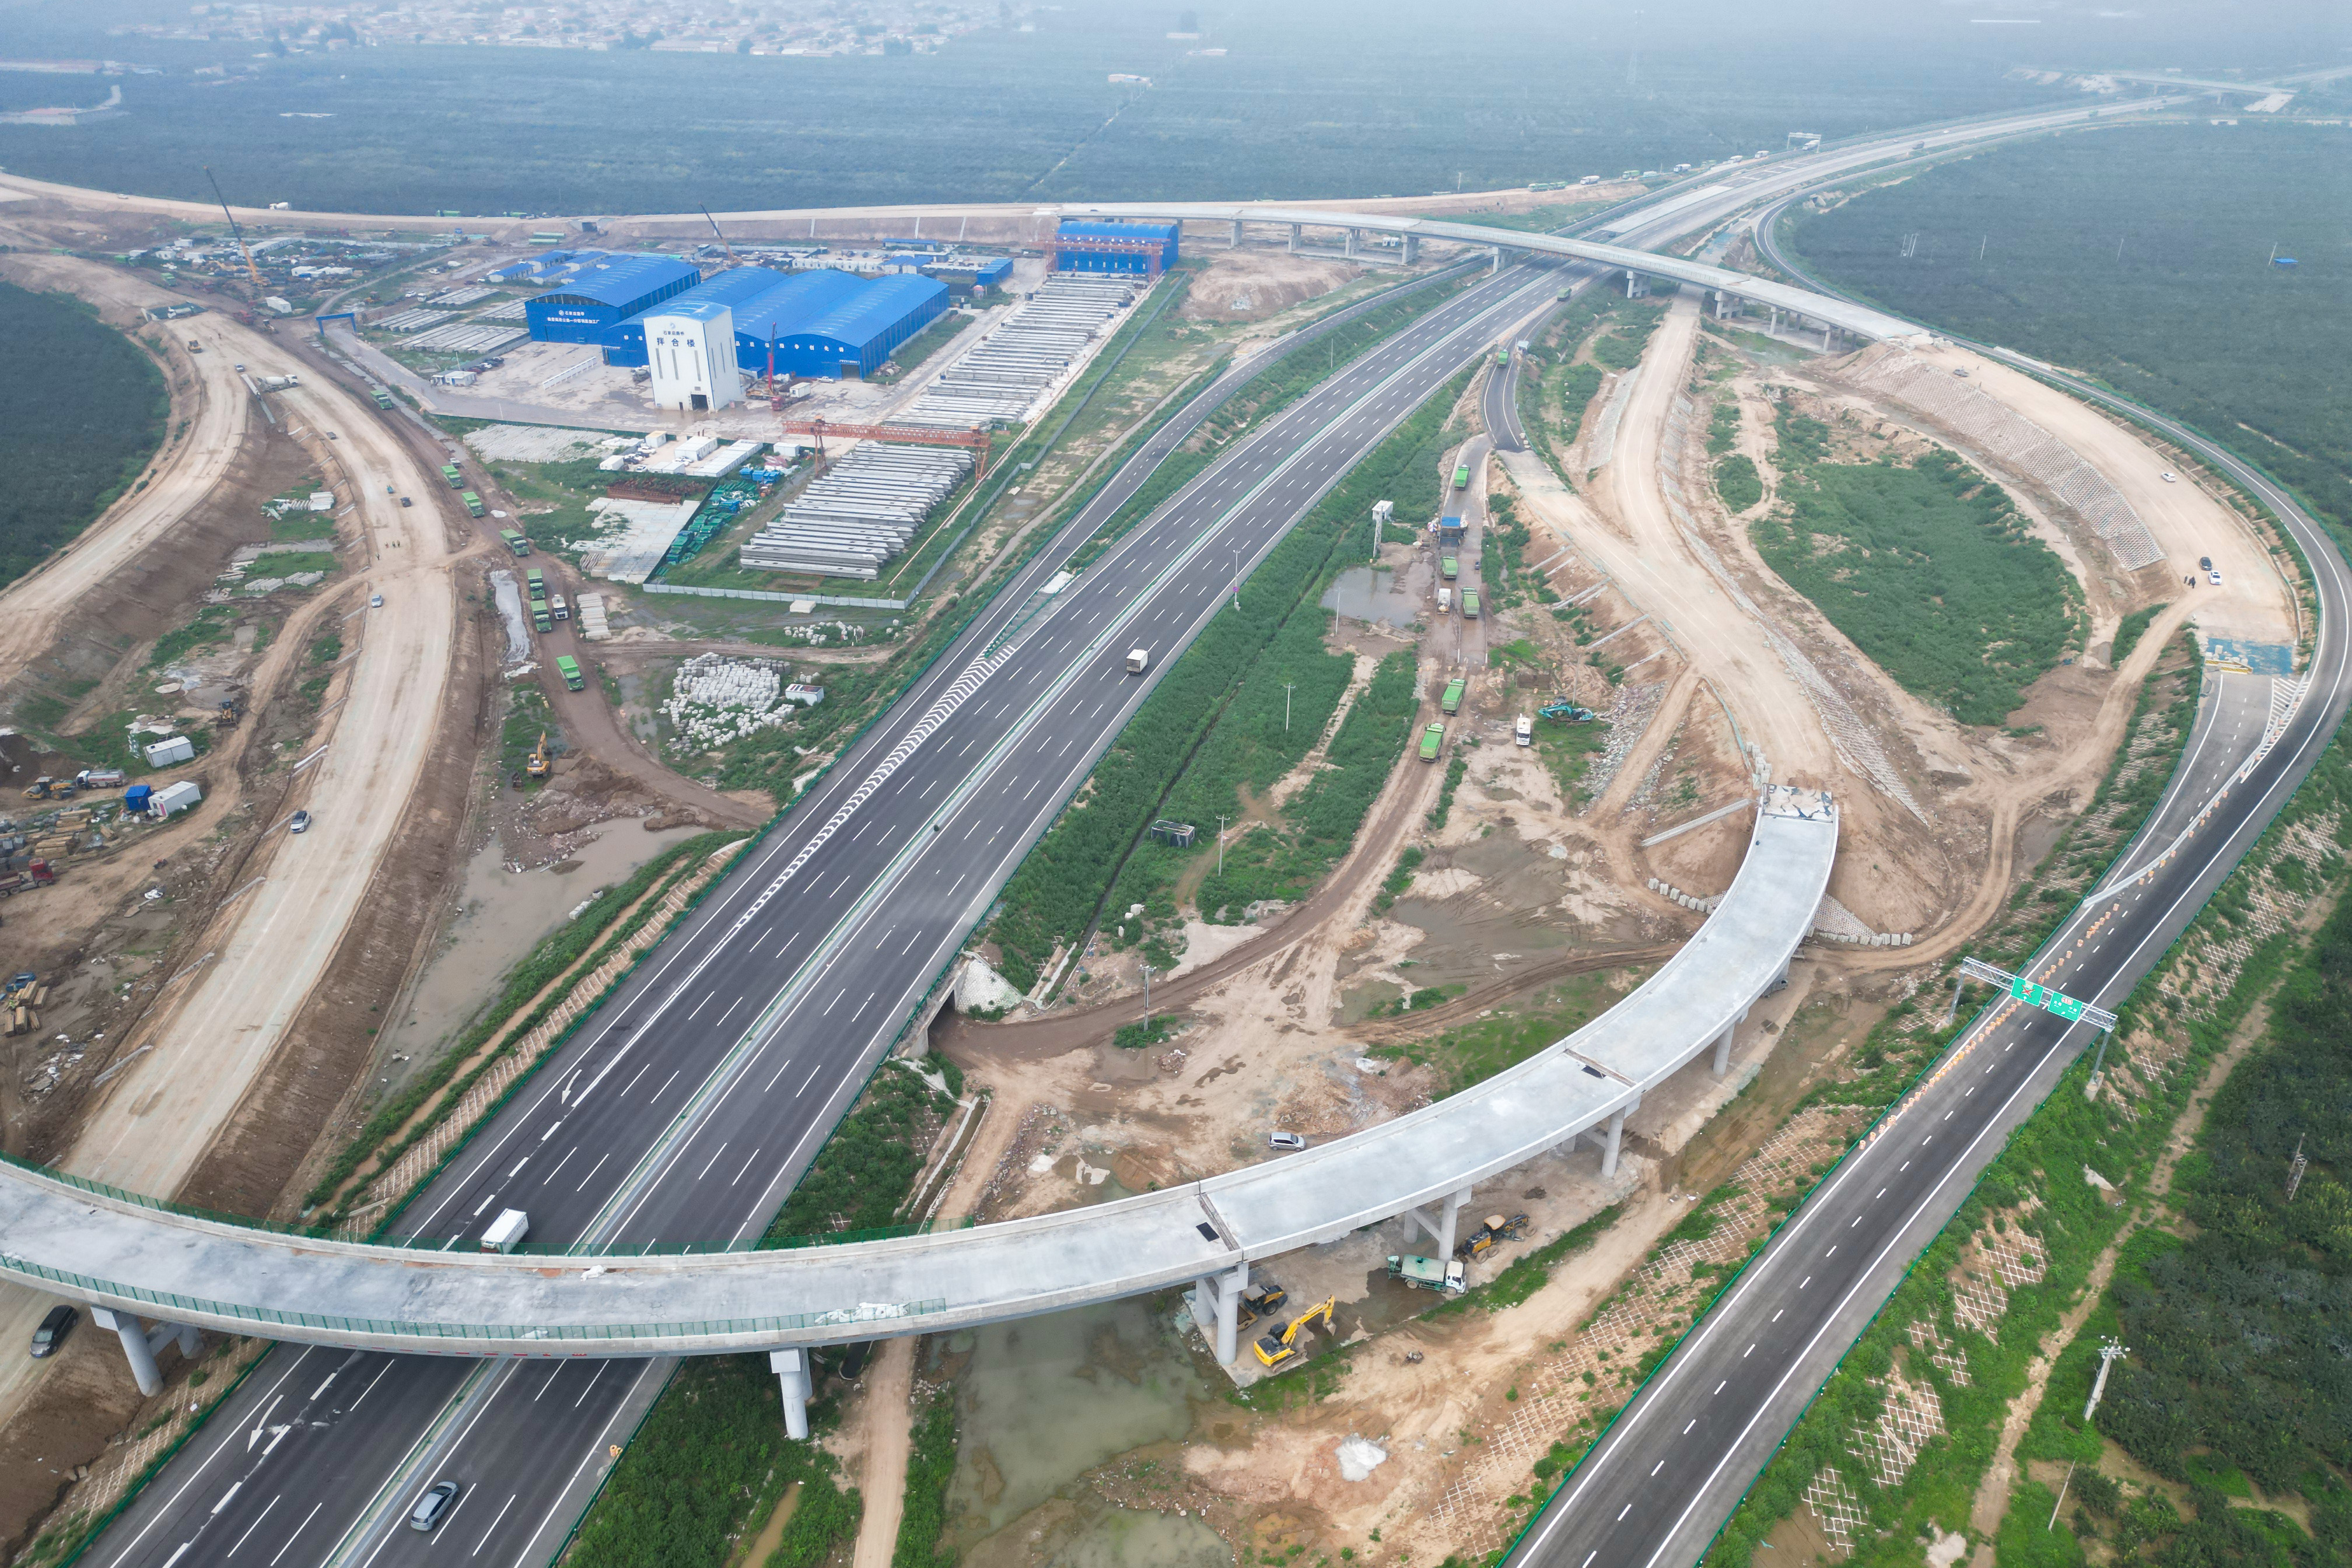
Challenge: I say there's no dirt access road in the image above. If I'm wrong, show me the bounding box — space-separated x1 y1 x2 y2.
0 268 461 1428
0 257 253 690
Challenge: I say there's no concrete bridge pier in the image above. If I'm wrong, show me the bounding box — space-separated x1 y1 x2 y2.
90 1309 198 1396
1489 246 1504 275
1600 1103 1633 1178
1406 1185 1476 1260
1230 217 1245 247
1195 1262 1252 1364
1768 306 1781 334
1402 235 1420 265
1711 1021 1736 1076
1287 222 1303 254
771 1347 813 1440
1345 228 1361 259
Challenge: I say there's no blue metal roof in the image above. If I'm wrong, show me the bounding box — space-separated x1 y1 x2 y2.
649 299 735 324
797 274 949 352
536 252 699 308
1056 219 1177 242
731 270 869 345
668 265 793 310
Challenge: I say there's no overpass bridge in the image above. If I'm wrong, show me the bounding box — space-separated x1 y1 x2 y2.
0 789 1835 1430
1059 202 1924 344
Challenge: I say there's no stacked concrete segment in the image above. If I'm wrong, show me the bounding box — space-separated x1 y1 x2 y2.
902 276 1138 428
740 443 974 578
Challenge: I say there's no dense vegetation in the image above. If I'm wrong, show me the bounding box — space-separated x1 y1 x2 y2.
0 282 167 592
986 369 1466 990
891 1390 958 1568
1714 453 1762 512
1788 123 2352 537
1752 412 2081 725
764 1063 956 1238
2099 893 2352 1499
0 8 2075 213
568 1356 858 1568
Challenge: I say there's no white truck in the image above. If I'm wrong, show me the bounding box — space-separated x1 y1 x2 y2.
481 1208 530 1253
1515 713 1533 747
1387 1254 1466 1293
1436 586 1452 614
1126 646 1151 675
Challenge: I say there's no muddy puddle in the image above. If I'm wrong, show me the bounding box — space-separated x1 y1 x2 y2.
379 822 703 1094
1320 566 1420 630
933 1298 1230 1568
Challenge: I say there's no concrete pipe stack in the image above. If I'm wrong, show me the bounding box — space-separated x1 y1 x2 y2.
660 654 794 747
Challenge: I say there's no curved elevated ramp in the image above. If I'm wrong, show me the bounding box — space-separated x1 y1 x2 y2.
0 790 1835 1359
1060 202 1923 343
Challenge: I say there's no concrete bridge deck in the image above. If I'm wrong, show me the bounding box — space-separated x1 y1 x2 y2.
0 788 1833 1361
1060 202 1924 342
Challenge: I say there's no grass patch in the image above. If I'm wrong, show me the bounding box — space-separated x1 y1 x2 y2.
891 1389 957 1568
251 550 339 578
146 606 240 670
1371 845 1424 916
1371 970 1654 1097
1752 412 2083 725
1426 752 1469 830
867 309 975 386
1714 453 1762 512
2109 601 2166 663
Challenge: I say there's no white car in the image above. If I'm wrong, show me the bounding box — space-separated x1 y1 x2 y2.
370 594 384 608
2161 471 2178 483
2208 569 2223 586
1268 1130 1307 1152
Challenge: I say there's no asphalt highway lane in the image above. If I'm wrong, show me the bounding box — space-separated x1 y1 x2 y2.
94 261 1564 1568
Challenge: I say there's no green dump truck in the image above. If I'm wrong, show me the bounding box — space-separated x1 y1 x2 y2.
460 490 485 518
440 463 463 489
1452 461 1471 489
1440 555 1458 581
1418 721 1445 762
1441 678 1466 715
556 656 584 691
1462 590 1481 620
498 528 532 556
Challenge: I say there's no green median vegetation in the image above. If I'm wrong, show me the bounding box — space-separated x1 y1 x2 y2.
564 1354 859 1568
1752 411 2084 726
986 368 1471 991
891 1390 958 1568
764 1063 956 1238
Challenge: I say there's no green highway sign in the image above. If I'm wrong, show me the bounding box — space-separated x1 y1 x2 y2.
2011 978 2088 1020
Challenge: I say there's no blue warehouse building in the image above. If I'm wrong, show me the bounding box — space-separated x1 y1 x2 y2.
1052 219 1179 275
524 253 702 344
594 267 949 381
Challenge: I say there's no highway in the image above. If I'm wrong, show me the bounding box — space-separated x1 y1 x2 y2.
81 89 2239 1568
89 253 1569 1568
1502 176 2352 1568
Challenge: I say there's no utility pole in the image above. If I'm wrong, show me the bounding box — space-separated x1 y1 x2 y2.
2082 1339 2129 1423
1978 234 1988 262
2287 1132 2309 1202
1216 814 1230 876
1140 963 1154 1030
1282 682 1295 731
2115 235 2126 264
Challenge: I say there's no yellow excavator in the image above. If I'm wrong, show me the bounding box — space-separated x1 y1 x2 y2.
1253 1294 1336 1368
526 731 551 780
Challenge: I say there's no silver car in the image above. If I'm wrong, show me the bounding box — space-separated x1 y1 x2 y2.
410 1480 461 1532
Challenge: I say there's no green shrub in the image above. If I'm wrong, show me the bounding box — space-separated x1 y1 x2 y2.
1714 453 1763 512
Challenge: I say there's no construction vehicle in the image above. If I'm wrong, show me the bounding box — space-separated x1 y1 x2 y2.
202 165 268 296
372 389 395 410
74 768 126 789
524 568 547 598
1515 713 1534 746
1419 722 1445 762
441 463 464 489
0 864 55 898
1539 699 1595 723
21 777 55 801
498 528 533 557
550 593 570 622
460 490 486 519
215 698 241 730
1454 1213 1531 1260
1452 461 1471 489
1461 590 1482 620
1441 678 1466 715
1254 1295 1336 1369
187 338 204 352
526 732 551 780
1230 1280 1289 1334
1387 1254 1467 1293
1440 555 1459 582
556 656 584 692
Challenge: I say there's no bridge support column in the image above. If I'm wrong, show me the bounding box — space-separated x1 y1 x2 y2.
90 1308 166 1396
1712 1021 1735 1075
1407 1186 1475 1260
1768 306 1780 334
1209 1262 1250 1364
1345 228 1360 259
1489 247 1503 275
770 1348 813 1440
1402 235 1419 265
1600 1108 1628 1179
1230 218 1244 247
1287 223 1302 254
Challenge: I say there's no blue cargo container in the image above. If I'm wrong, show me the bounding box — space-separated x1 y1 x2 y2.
124 785 152 813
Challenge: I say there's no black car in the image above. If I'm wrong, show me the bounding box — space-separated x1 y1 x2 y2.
410 1480 462 1532
29 1305 76 1359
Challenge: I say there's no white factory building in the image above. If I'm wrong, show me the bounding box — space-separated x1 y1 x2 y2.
645 299 741 412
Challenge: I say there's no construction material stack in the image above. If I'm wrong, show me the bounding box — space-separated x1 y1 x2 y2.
737 443 972 579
